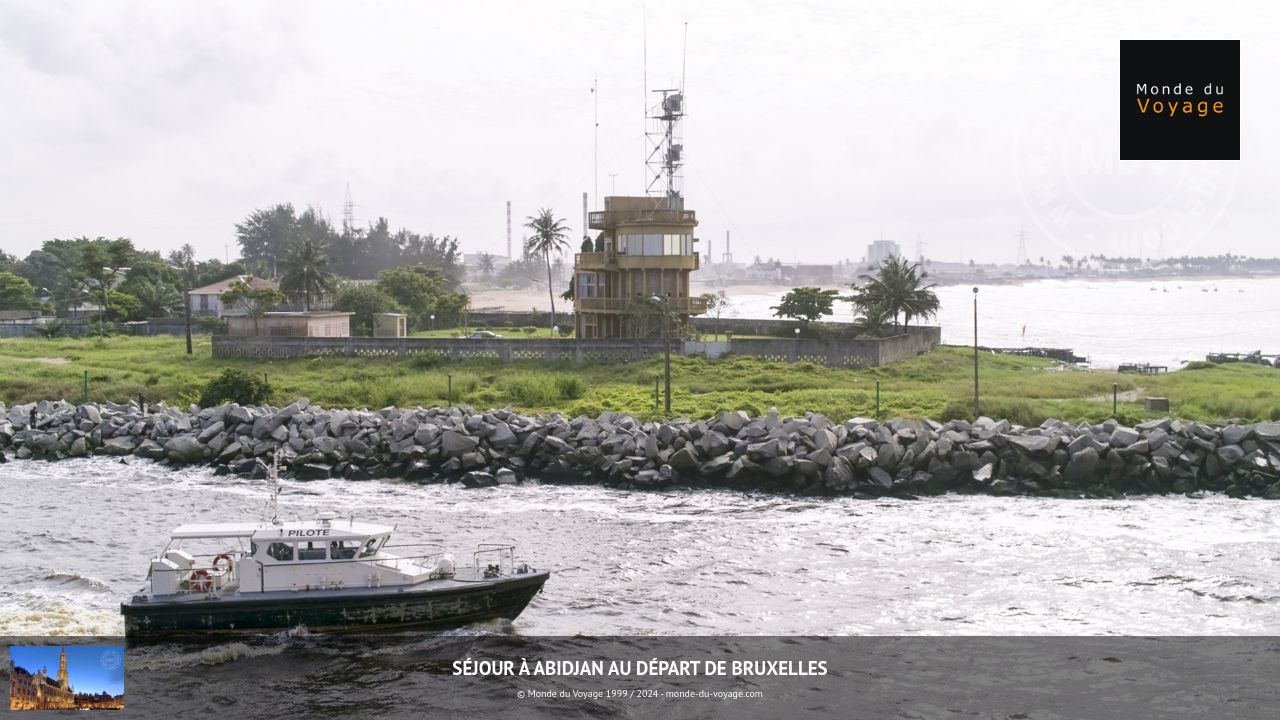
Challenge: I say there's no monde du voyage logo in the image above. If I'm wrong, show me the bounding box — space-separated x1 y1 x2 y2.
1120 40 1239 160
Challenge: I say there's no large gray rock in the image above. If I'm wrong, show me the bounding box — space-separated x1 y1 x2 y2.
441 430 479 457
163 435 205 463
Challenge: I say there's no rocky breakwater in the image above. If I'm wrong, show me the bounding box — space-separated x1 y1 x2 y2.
3 399 1280 499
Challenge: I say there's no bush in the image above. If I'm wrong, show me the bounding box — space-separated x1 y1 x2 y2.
199 368 272 407
31 320 66 339
194 316 228 334
522 326 538 335
85 320 119 338
1183 361 1217 370
555 375 587 400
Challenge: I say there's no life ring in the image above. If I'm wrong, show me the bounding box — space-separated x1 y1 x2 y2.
189 569 213 593
213 554 234 572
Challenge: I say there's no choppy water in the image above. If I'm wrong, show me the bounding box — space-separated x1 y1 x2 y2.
3 458 1280 638
728 276 1280 368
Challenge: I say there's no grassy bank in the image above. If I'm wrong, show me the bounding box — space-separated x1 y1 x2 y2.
0 336 1277 425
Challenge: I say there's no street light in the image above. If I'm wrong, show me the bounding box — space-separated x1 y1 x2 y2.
652 295 671 415
794 326 800 361
430 314 435 332
972 286 980 419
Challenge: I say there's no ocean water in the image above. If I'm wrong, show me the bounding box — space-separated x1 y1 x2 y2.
4 458 1280 638
725 276 1280 368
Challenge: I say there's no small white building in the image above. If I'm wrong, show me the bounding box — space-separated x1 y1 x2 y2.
227 311 353 338
189 275 278 317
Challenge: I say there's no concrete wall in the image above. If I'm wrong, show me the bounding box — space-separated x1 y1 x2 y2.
212 327 941 367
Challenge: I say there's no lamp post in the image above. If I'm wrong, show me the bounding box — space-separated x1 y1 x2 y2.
430 314 435 332
794 326 800 361
972 286 980 419
652 295 671 415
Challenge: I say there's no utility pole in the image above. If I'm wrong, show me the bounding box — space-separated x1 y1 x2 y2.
506 201 512 260
184 289 193 355
972 287 980 418
653 295 672 415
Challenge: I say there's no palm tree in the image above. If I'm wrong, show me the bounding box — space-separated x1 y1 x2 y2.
279 236 335 310
167 244 196 268
847 256 939 332
478 252 496 278
132 280 182 318
523 208 571 331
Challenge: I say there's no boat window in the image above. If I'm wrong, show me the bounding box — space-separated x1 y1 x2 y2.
298 541 326 562
330 540 361 560
266 542 294 562
359 537 383 558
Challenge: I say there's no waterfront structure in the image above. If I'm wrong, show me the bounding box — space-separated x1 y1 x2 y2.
573 195 706 338
226 311 353 338
8 648 75 710
188 275 278 317
866 239 901 268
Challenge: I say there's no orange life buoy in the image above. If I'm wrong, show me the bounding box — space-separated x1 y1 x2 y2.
213 554 234 572
189 568 213 593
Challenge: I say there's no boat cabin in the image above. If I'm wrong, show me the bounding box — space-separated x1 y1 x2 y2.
147 511 445 597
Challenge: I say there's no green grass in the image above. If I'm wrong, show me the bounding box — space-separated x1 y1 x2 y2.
0 336 1277 425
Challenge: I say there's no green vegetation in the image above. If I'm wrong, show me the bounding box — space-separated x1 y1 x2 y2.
771 286 839 325
1 337 1277 425
200 368 273 407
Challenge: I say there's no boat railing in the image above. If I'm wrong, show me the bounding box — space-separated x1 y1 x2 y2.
473 544 518 577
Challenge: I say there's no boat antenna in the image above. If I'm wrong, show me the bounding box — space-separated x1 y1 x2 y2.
270 449 283 526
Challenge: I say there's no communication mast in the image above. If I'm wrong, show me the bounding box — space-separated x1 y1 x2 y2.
1016 225 1029 266
342 184 357 234
646 88 685 201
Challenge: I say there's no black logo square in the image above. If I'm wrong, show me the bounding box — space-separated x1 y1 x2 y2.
1120 40 1239 160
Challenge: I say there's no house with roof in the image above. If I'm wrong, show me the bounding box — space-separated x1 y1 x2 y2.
188 275 278 317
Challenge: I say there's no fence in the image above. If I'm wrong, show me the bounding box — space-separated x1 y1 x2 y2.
212 326 941 367
213 336 674 363
0 320 195 338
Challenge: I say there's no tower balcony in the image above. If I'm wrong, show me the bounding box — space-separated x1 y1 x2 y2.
575 295 709 315
574 253 700 271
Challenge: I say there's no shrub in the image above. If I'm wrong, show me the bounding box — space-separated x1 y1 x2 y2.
1183 361 1216 370
85 320 119 337
199 368 272 407
555 375 587 400
195 316 228 334
522 326 538 335
31 320 66 339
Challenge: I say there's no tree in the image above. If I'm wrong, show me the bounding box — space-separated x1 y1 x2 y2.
0 250 15 273
523 208 571 332
0 271 38 310
845 256 939 332
235 204 297 277
374 265 467 329
700 290 733 340
221 279 284 335
771 287 838 325
167 244 196 268
130 280 182 318
477 252 496 278
279 236 335 310
78 238 135 336
333 283 403 336
104 290 142 322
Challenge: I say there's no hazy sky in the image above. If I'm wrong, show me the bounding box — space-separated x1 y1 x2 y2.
2 1 1276 265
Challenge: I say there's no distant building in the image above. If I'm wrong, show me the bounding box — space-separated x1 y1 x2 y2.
782 264 835 285
744 259 783 282
227 311 352 338
463 253 511 279
188 275 278 317
373 312 408 338
571 195 707 338
865 239 901 268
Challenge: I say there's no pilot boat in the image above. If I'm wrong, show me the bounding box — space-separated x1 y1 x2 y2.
121 461 548 639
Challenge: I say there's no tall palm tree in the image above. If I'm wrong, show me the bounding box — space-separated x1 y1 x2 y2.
132 280 182 318
523 208 571 331
478 252 496 278
847 256 939 331
279 236 335 310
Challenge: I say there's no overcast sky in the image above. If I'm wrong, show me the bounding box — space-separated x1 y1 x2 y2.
2 1 1276 265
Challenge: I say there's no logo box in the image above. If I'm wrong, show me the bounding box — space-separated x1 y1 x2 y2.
1120 40 1239 160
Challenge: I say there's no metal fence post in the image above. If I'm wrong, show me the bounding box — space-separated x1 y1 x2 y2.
1113 383 1118 416
875 380 880 419
82 370 88 404
448 374 453 406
